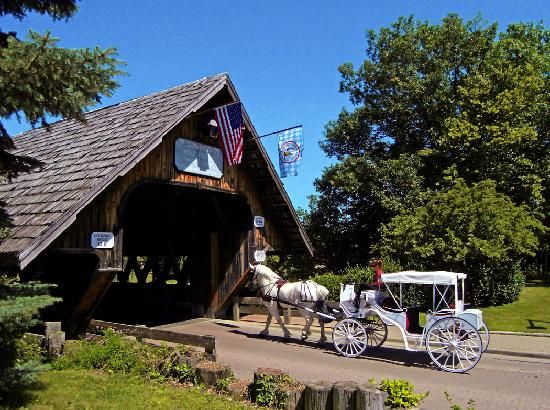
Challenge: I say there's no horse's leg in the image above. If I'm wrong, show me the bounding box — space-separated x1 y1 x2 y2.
272 306 292 339
318 319 327 344
259 311 272 337
301 312 314 341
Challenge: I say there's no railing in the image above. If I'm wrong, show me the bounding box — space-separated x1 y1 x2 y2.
89 319 216 360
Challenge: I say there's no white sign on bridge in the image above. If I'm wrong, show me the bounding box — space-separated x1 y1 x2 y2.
174 138 224 179
91 232 115 249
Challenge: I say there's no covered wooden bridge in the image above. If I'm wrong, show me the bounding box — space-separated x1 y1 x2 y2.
0 74 312 335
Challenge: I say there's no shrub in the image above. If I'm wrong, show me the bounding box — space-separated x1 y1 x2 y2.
52 329 201 384
252 372 301 410
380 378 428 408
309 272 342 301
0 278 58 405
378 180 545 306
15 334 44 364
215 376 235 394
311 260 402 301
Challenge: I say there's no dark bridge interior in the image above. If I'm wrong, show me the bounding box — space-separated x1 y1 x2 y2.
94 182 253 326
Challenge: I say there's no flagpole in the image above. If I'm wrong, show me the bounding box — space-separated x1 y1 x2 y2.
247 125 303 142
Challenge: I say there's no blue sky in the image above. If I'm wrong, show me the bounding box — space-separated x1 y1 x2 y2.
3 0 548 209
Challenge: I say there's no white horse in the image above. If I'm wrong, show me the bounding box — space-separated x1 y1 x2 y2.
248 264 330 344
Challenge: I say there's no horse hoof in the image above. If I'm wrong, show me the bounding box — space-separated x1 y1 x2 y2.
259 331 268 337
301 335 309 341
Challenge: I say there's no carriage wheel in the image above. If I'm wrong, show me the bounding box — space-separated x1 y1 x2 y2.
332 319 368 358
426 317 482 373
479 321 490 353
363 315 388 349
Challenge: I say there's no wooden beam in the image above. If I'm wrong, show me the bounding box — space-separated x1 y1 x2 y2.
65 268 116 337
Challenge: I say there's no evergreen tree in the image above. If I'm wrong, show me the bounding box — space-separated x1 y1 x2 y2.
0 0 122 403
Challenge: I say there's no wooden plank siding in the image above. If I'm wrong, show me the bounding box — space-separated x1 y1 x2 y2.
50 114 285 316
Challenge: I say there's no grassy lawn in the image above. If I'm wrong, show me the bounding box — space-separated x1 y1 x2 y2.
481 283 550 333
23 369 251 409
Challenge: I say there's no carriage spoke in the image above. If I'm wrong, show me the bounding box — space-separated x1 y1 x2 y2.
427 317 482 373
333 319 368 357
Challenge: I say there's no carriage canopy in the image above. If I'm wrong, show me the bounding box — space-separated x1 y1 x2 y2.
381 271 467 286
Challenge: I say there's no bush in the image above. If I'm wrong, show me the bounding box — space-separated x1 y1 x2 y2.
380 378 428 408
0 278 58 405
52 329 202 383
311 260 402 301
252 373 301 410
378 180 545 306
15 334 44 364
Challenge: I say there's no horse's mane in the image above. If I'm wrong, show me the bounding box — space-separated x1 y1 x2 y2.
256 264 282 280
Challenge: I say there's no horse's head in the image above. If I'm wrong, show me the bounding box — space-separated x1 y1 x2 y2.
246 263 260 290
246 263 279 290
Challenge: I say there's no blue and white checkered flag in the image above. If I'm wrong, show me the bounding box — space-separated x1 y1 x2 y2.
278 126 303 178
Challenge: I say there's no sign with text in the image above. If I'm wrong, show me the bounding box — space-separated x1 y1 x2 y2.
91 232 115 249
174 138 223 179
254 216 265 228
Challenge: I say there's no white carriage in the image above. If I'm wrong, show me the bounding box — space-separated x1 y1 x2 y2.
332 271 489 373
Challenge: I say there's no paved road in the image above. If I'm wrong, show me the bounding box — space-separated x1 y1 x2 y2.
160 319 550 410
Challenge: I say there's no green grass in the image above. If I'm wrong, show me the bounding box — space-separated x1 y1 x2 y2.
481 284 550 333
24 369 251 409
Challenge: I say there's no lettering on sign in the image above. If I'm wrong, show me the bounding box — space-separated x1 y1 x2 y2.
254 216 265 228
174 138 223 179
91 232 115 249
254 250 266 263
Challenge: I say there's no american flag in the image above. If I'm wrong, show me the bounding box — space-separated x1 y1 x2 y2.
214 102 244 166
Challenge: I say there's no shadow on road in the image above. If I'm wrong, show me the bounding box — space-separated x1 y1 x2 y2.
229 327 436 371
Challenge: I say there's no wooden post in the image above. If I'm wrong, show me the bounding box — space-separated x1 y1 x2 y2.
305 381 333 410
45 321 64 359
355 384 387 410
232 297 241 321
65 267 117 337
284 306 292 325
333 381 357 410
282 385 305 410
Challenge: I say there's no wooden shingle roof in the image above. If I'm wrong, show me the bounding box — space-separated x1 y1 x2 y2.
0 73 312 269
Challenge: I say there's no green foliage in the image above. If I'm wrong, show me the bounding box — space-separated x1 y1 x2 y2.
378 180 544 305
308 155 424 271
379 378 428 409
215 375 235 394
0 277 58 404
266 254 313 281
444 391 476 410
0 2 122 403
310 261 401 301
308 13 549 280
15 334 44 364
52 329 202 385
0 0 77 20
253 373 298 410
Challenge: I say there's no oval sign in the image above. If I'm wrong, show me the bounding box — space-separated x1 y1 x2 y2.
254 250 266 262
